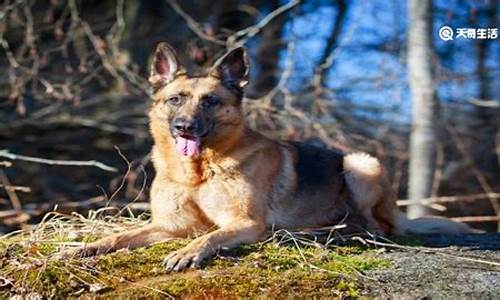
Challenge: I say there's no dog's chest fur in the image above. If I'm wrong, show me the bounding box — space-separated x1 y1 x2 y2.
154 139 355 231
195 160 258 227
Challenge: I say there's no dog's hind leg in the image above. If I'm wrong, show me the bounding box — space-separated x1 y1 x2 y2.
342 152 480 235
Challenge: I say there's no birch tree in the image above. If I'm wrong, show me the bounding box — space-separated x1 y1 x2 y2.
407 0 439 218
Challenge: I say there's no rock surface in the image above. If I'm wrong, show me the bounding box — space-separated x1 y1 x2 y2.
1 231 499 298
363 234 500 298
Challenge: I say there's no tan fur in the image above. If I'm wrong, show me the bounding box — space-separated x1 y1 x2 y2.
59 44 478 270
343 153 396 234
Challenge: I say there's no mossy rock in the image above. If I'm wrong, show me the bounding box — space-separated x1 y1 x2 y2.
0 231 390 299
0 214 392 298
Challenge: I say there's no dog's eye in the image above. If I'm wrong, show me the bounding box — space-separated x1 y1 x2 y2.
201 95 220 108
167 95 182 106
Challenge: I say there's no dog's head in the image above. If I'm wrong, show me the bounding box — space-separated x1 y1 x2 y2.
148 42 248 158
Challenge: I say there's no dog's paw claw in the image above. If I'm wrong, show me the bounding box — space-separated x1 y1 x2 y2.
163 248 204 272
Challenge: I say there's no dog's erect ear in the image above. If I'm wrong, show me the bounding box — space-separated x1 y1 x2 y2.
212 47 249 88
149 42 184 87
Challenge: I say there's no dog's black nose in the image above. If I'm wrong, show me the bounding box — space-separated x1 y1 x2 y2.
172 117 199 134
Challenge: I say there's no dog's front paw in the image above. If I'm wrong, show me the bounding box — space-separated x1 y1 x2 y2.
163 246 207 272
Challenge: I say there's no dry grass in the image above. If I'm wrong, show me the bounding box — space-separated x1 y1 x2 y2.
0 209 390 298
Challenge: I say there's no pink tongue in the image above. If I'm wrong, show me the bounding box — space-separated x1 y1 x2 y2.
175 136 200 157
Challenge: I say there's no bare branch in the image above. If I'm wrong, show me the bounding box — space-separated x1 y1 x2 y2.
446 125 500 230
165 0 226 45
227 0 301 47
451 216 500 223
167 0 301 48
0 184 31 193
0 149 117 172
0 169 29 227
0 161 13 168
397 193 500 206
467 98 500 108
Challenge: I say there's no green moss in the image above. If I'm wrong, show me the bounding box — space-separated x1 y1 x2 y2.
322 252 391 273
1 231 391 299
96 241 188 281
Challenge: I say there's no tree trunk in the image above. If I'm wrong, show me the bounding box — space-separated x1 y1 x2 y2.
407 0 438 218
473 3 499 177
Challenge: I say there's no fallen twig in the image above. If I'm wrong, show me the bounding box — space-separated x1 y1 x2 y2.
0 149 117 172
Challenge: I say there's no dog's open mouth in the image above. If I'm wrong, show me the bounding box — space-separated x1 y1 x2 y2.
175 135 201 157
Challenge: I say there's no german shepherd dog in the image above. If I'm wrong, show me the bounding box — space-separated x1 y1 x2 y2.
61 43 477 271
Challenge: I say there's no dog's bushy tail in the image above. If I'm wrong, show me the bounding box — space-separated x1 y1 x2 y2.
343 152 481 235
343 153 396 234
